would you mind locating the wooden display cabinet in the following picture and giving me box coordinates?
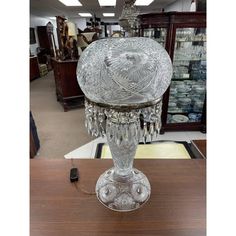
[37,22,57,70]
[51,58,84,111]
[139,12,206,133]
[30,56,40,81]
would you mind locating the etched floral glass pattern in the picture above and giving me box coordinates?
[76,37,172,211]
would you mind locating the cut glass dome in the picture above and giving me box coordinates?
[76,37,172,106]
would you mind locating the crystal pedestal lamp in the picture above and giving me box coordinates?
[76,37,172,211]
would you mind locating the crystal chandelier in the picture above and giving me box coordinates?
[77,37,172,211]
[119,0,140,33]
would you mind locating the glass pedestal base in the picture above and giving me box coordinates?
[95,167,151,212]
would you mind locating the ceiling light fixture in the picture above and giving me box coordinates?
[103,13,115,17]
[58,0,82,6]
[134,0,154,6]
[98,0,116,6]
[119,0,140,33]
[49,17,56,20]
[78,13,92,17]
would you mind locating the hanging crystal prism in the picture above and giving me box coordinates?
[84,97,163,211]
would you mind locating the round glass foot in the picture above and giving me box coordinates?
[95,167,151,212]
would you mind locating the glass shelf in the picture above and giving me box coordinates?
[167,27,206,124]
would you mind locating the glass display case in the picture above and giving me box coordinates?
[168,27,206,124]
[143,28,167,47]
[139,12,206,132]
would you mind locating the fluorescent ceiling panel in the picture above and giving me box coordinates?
[103,13,115,17]
[58,0,82,6]
[98,0,116,6]
[79,13,92,17]
[135,0,154,6]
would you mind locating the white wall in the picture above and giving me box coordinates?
[164,0,193,12]
[69,18,87,31]
[30,14,58,55]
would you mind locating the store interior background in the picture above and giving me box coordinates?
[30,0,206,55]
[30,0,207,159]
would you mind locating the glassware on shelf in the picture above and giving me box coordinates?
[188,113,202,122]
[176,85,191,93]
[175,28,206,42]
[167,114,172,123]
[193,86,206,94]
[143,28,167,47]
[193,100,204,112]
[171,114,189,123]
[168,101,177,108]
[169,96,177,104]
[76,37,172,212]
[167,27,206,124]
[169,87,177,96]
[175,92,188,99]
[177,97,192,112]
[168,107,183,113]
[177,97,191,105]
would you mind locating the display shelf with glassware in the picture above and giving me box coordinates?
[139,12,206,132]
[143,28,167,47]
[167,27,206,125]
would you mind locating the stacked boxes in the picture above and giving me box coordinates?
[39,64,48,77]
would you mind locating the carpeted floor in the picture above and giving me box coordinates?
[30,71,93,159]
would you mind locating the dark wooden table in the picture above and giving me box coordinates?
[31,159,206,236]
[191,140,207,159]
